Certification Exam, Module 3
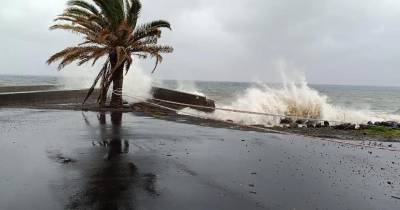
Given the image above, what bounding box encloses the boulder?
[333,123,356,130]
[280,118,293,124]
[381,121,398,128]
[306,121,316,128]
[295,119,306,124]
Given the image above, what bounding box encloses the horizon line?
[1,73,399,89]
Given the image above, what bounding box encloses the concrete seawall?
[0,86,216,112]
[0,89,99,106]
[0,85,57,93]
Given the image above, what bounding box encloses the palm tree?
[47,0,173,108]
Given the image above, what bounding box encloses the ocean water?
[0,75,59,86]
[1,74,400,125]
[160,80,400,125]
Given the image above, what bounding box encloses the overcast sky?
[1,0,400,86]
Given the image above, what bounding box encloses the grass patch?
[366,126,400,138]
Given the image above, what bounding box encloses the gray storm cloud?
[1,0,400,86]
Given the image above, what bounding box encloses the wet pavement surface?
[0,109,399,210]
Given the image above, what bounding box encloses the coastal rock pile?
[280,118,400,131]
[373,121,399,128]
[333,123,356,130]
[358,121,400,130]
[280,118,331,128]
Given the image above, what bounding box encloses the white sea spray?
[180,75,400,126]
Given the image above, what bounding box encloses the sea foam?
[179,75,400,126]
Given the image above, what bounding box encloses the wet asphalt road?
[0,109,399,210]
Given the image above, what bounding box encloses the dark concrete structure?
[151,87,215,112]
[0,86,216,112]
[0,89,99,106]
[0,85,57,93]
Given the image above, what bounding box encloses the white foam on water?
[56,61,153,103]
[56,60,400,126]
[122,66,153,103]
[179,74,400,126]
[56,62,102,90]
[175,81,205,96]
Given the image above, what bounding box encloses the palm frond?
[63,7,95,19]
[78,49,108,66]
[93,0,124,30]
[67,0,99,15]
[47,46,95,64]
[127,0,142,28]
[48,46,102,70]
[132,45,173,73]
[55,16,102,33]
[135,20,171,32]
[50,24,96,37]
[125,53,133,74]
[48,0,173,106]
[83,60,109,105]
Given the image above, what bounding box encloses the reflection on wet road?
[65,112,158,209]
[0,109,399,210]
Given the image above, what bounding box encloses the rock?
[306,121,316,128]
[381,121,398,128]
[316,123,323,128]
[367,121,373,126]
[280,118,293,124]
[333,123,356,130]
[380,121,390,127]
[295,119,306,124]
[324,121,330,127]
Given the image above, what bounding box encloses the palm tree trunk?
[109,52,124,108]
[111,69,124,108]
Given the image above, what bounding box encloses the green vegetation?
[47,0,173,108]
[366,126,400,138]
